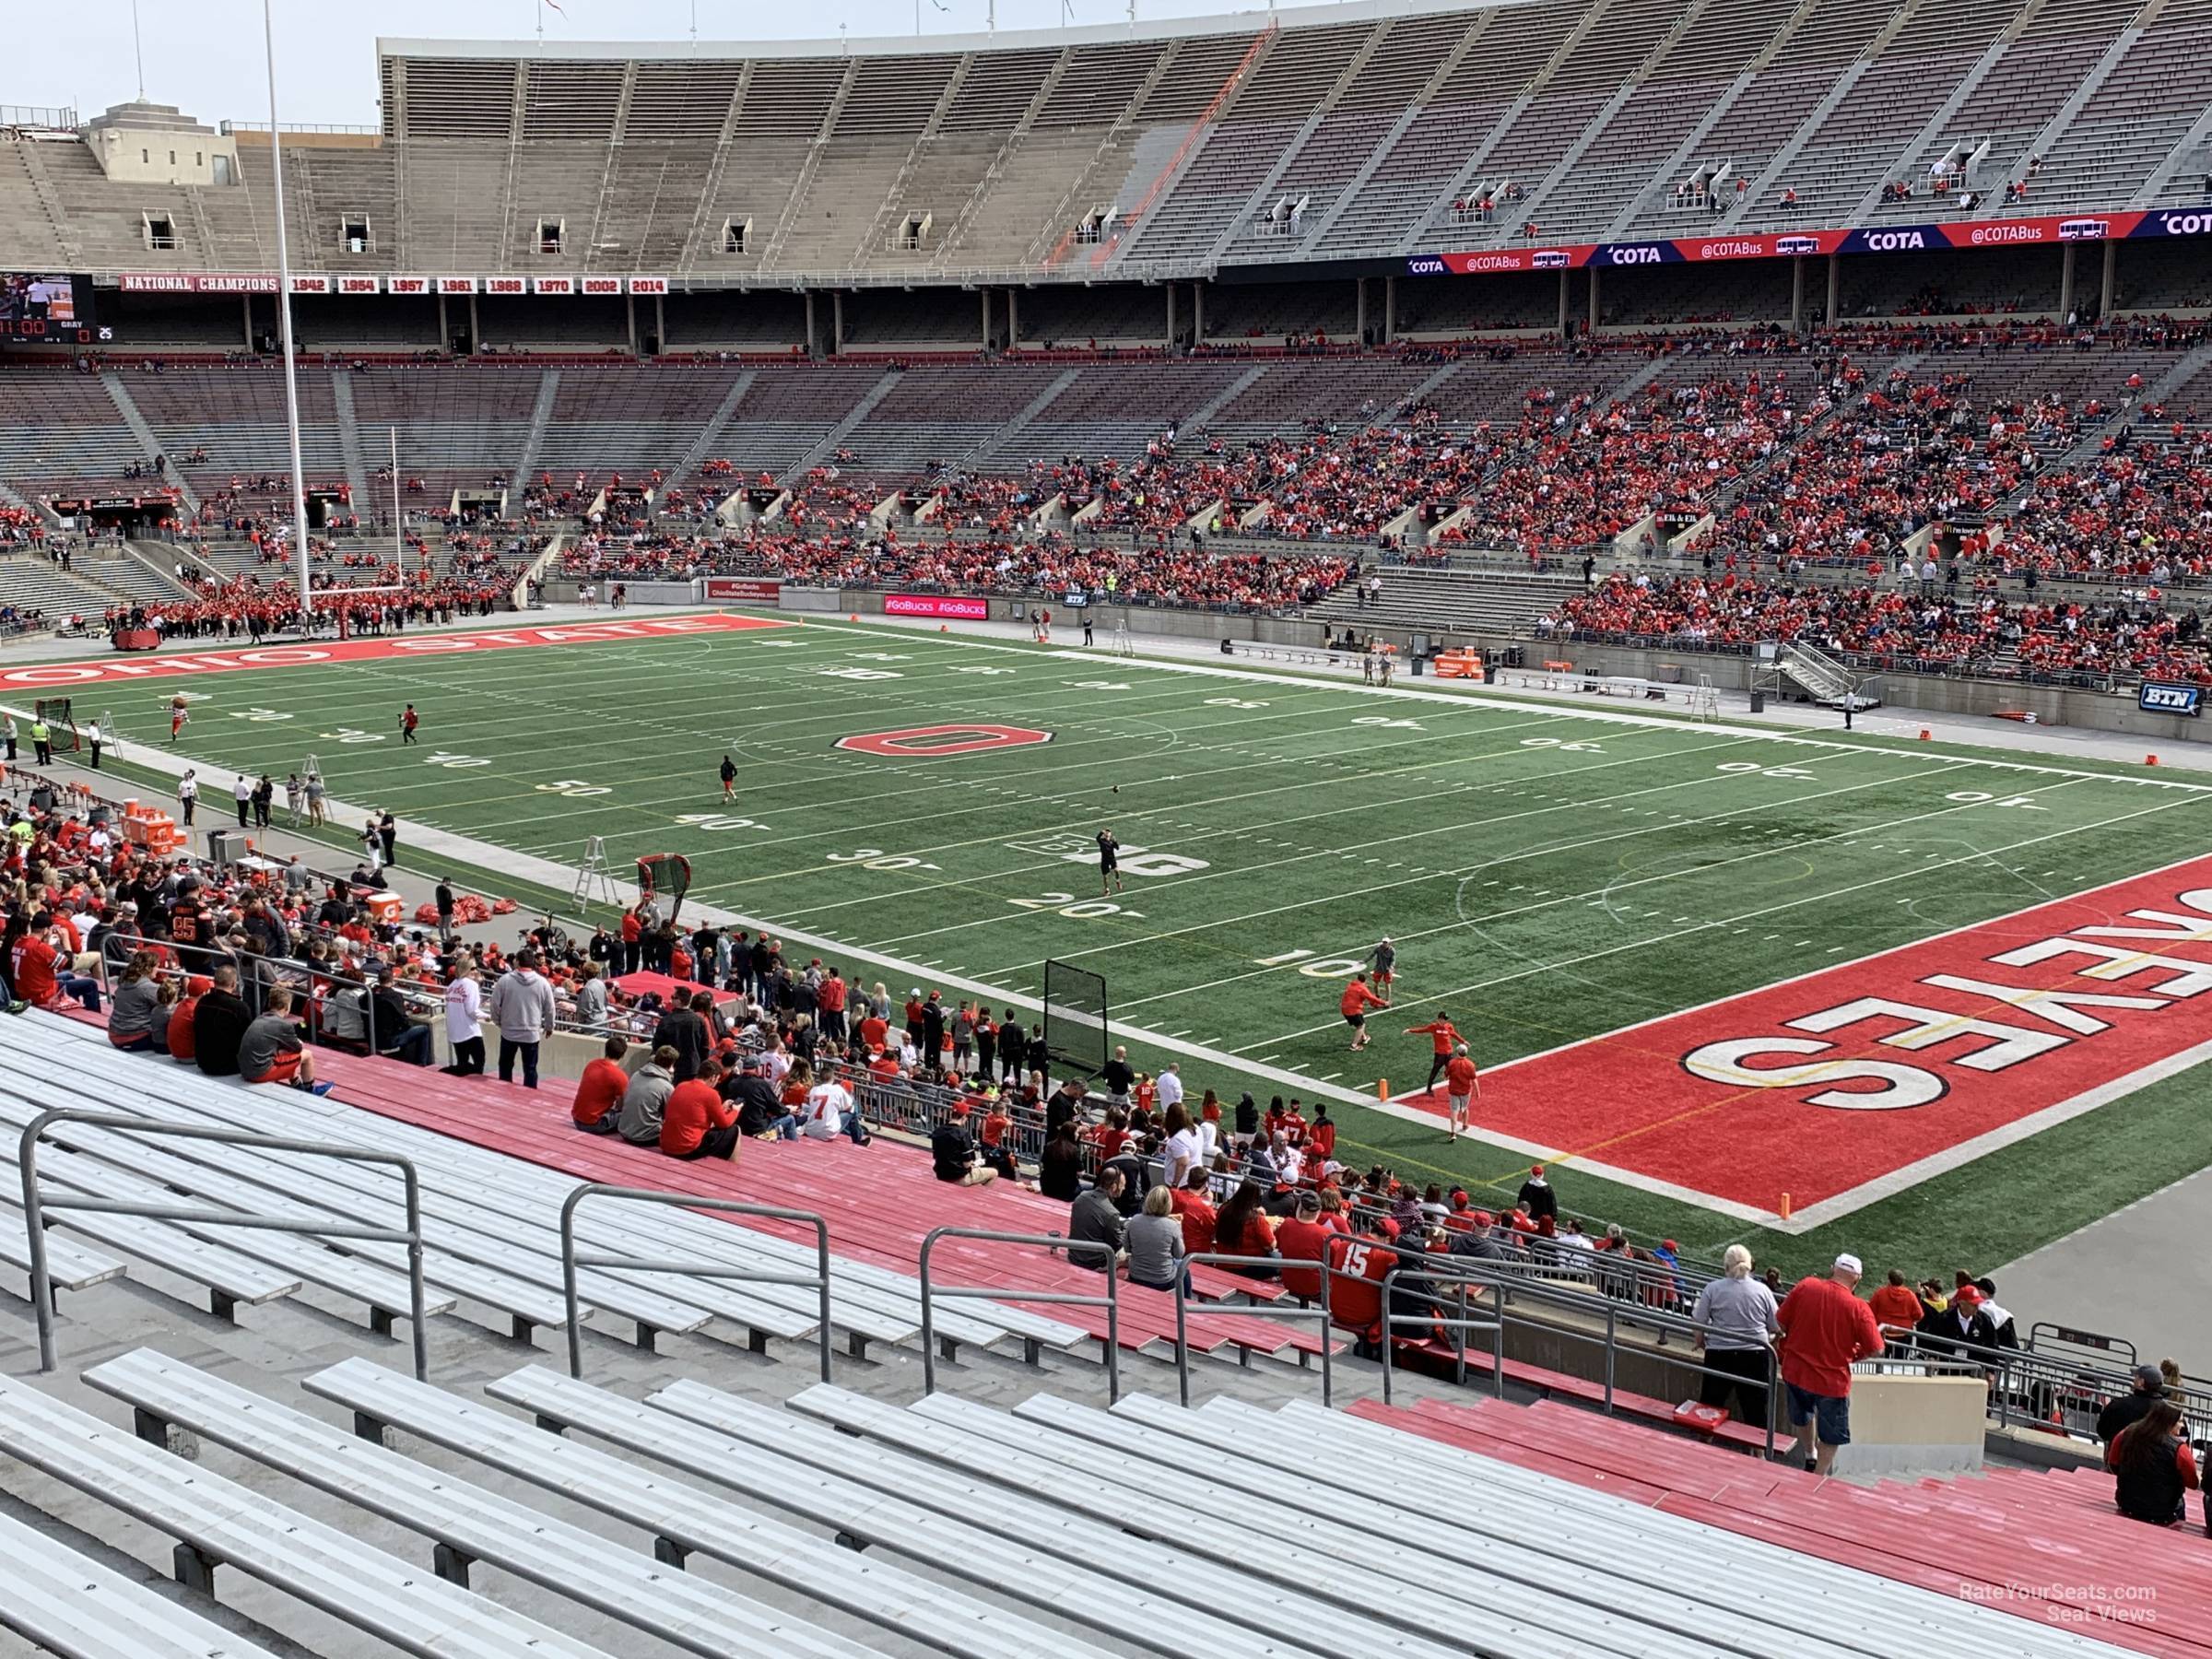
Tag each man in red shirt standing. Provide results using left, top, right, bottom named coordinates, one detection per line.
left=660, top=1058, right=739, bottom=1160
left=818, top=968, right=848, bottom=1042
left=1405, top=1009, right=1461, bottom=1095
left=1442, top=1042, right=1479, bottom=1141
left=1339, top=971, right=1387, bottom=1051
left=1777, top=1252, right=1886, bottom=1477
left=1274, top=1192, right=1334, bottom=1302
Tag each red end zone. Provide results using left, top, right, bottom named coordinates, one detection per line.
left=1448, top=854, right=2212, bottom=1229
left=0, top=614, right=786, bottom=689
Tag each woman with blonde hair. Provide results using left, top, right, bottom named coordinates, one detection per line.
left=1689, top=1243, right=1781, bottom=1426
left=1125, top=1182, right=1188, bottom=1293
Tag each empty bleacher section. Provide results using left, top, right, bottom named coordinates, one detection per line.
left=120, top=363, right=345, bottom=496
left=4, top=0, right=2206, bottom=307
left=0, top=367, right=153, bottom=499
left=533, top=362, right=744, bottom=477
left=347, top=363, right=538, bottom=501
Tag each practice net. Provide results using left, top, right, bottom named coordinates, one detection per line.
left=637, top=853, right=693, bottom=924
left=33, top=698, right=80, bottom=752
left=1042, top=958, right=1110, bottom=1081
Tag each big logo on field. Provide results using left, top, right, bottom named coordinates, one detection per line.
left=837, top=723, right=1053, bottom=758
left=1442, top=854, right=2212, bottom=1230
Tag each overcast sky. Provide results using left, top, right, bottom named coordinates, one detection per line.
left=12, top=0, right=1289, bottom=129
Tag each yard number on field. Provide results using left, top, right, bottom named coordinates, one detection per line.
left=1009, top=892, right=1142, bottom=920
left=826, top=846, right=941, bottom=871
left=1946, top=791, right=2045, bottom=809
left=1255, top=947, right=1369, bottom=979
left=1716, top=760, right=1816, bottom=779
left=1523, top=736, right=1603, bottom=753
left=677, top=812, right=771, bottom=830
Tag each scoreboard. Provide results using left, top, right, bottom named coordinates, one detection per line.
left=0, top=273, right=105, bottom=342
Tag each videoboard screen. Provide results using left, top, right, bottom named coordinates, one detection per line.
left=0, top=273, right=102, bottom=341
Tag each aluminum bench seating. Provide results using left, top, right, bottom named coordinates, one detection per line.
left=1008, top=1389, right=1907, bottom=1659
left=0, top=1135, right=300, bottom=1320
left=21, top=1013, right=1024, bottom=1354
left=484, top=1362, right=1324, bottom=1659
left=0, top=1046, right=678, bottom=1342
left=1214, top=1395, right=2127, bottom=1659
left=14, top=1022, right=814, bottom=1347
left=311, top=1056, right=932, bottom=1349
left=8, top=1053, right=575, bottom=1335
left=0, top=1089, right=456, bottom=1326
left=311, top=1037, right=1314, bottom=1360
left=0, top=1194, right=126, bottom=1295
left=291, top=1356, right=1117, bottom=1659
left=83, top=1349, right=883, bottom=1659
left=0, top=1369, right=613, bottom=1659
left=653, top=1373, right=1454, bottom=1659
left=790, top=1382, right=1728, bottom=1659
left=242, top=1049, right=1007, bottom=1354
left=0, top=1504, right=286, bottom=1659
left=45, top=1025, right=960, bottom=1352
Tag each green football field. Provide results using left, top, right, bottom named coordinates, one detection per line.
left=59, top=613, right=2212, bottom=1278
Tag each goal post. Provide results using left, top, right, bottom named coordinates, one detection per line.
left=32, top=698, right=80, bottom=752
left=637, top=852, right=694, bottom=925
left=1042, top=958, right=1110, bottom=1084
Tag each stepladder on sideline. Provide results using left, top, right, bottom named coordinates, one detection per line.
left=572, top=834, right=622, bottom=914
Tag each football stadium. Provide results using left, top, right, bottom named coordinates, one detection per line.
left=2, top=0, right=2212, bottom=1652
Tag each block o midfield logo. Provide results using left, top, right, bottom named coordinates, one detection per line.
left=837, top=723, right=1054, bottom=757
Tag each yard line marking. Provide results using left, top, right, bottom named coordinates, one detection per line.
left=743, top=724, right=1765, bottom=924
left=744, top=618, right=2212, bottom=795
left=1030, top=759, right=1987, bottom=985
left=1198, top=771, right=2084, bottom=1039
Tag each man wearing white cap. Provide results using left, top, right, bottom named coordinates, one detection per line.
left=1775, top=1252, right=1886, bottom=1477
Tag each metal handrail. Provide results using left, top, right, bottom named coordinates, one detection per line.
left=1882, top=1325, right=2212, bottom=1442
left=1378, top=1265, right=1504, bottom=1407
left=557, top=1184, right=832, bottom=1383
left=90, top=932, right=429, bottom=1060
left=1413, top=1250, right=1783, bottom=1455
left=1175, top=1250, right=1333, bottom=1407
left=918, top=1226, right=1119, bottom=1403
left=18, top=1108, right=429, bottom=1380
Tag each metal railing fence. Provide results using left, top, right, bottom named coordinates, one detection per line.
left=919, top=1227, right=1120, bottom=1403
left=18, top=1108, right=429, bottom=1380
left=557, top=1184, right=832, bottom=1383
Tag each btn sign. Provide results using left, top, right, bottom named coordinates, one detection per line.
left=2138, top=681, right=2202, bottom=716
left=836, top=723, right=1053, bottom=758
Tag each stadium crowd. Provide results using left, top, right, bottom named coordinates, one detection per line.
left=1543, top=571, right=2212, bottom=685
left=562, top=526, right=1355, bottom=612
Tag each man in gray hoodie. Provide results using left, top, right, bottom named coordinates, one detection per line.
left=486, top=948, right=557, bottom=1089
left=617, top=1045, right=680, bottom=1147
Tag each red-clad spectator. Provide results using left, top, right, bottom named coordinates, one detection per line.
left=1777, top=1253, right=1888, bottom=1477
left=660, top=1060, right=739, bottom=1160
left=570, top=1036, right=632, bottom=1135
